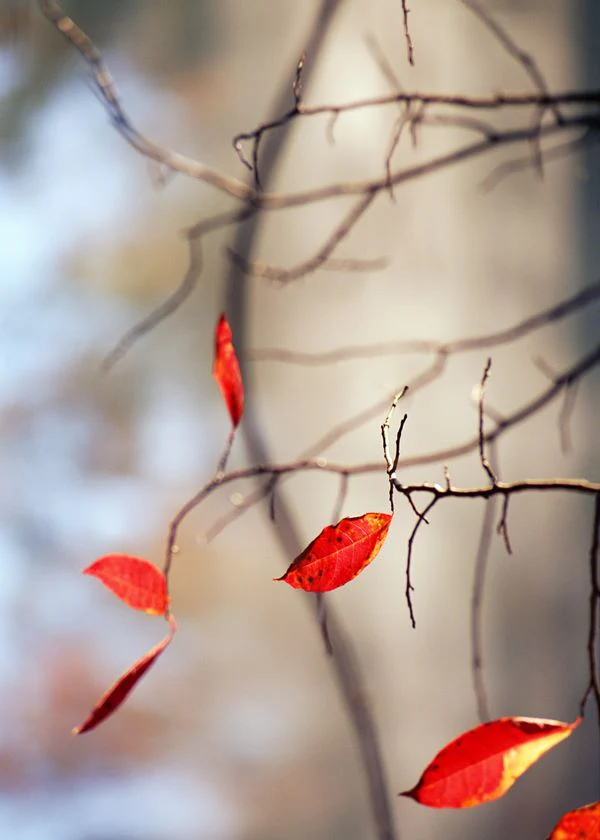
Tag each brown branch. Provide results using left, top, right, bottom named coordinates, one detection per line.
left=102, top=237, right=203, bottom=371
left=236, top=89, right=600, bottom=142
left=496, top=494, right=513, bottom=555
left=38, top=0, right=253, bottom=202
left=471, top=496, right=496, bottom=723
left=381, top=387, right=409, bottom=512
left=169, top=462, right=600, bottom=567
left=404, top=498, right=437, bottom=627
left=224, top=115, right=600, bottom=285
left=479, top=130, right=595, bottom=193
left=223, top=3, right=401, bottom=839
left=41, top=0, right=600, bottom=356
left=199, top=339, right=600, bottom=547
left=558, top=380, right=579, bottom=455
left=580, top=494, right=600, bottom=726
left=477, top=358, right=497, bottom=485
left=38, top=0, right=600, bottom=216
left=458, top=0, right=562, bottom=124
left=227, top=192, right=376, bottom=283
left=399, top=341, right=600, bottom=470
left=103, top=207, right=256, bottom=369
left=401, top=1, right=414, bottom=66
left=248, top=279, right=600, bottom=364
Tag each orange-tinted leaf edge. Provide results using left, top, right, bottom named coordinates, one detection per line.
left=400, top=716, right=581, bottom=809
left=546, top=800, right=600, bottom=840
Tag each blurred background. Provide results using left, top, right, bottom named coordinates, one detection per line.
left=0, top=1, right=599, bottom=838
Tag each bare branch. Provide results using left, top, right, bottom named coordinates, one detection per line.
left=404, top=498, right=437, bottom=628
left=248, top=280, right=600, bottom=364
left=400, top=341, right=600, bottom=470
left=497, top=494, right=513, bottom=555
left=38, top=1, right=253, bottom=201
left=477, top=358, right=497, bottom=485
left=580, top=494, right=600, bottom=726
left=458, top=0, right=561, bottom=123
left=38, top=0, right=600, bottom=217
left=401, top=1, right=415, bottom=66
left=381, top=388, right=409, bottom=512
left=471, top=497, right=497, bottom=723
left=102, top=238, right=203, bottom=371
left=480, top=130, right=595, bottom=193
left=200, top=339, right=600, bottom=547
left=227, top=193, right=376, bottom=283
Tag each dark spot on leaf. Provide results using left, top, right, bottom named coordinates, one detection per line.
left=308, top=575, right=314, bottom=584
left=319, top=569, right=323, bottom=576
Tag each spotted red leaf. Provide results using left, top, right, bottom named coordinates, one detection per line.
left=400, top=716, right=581, bottom=808
left=547, top=801, right=600, bottom=839
left=276, top=512, right=392, bottom=592
left=213, top=313, right=244, bottom=428
left=73, top=615, right=177, bottom=735
left=83, top=554, right=169, bottom=615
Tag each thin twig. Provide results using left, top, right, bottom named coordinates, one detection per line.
left=471, top=497, right=496, bottom=723
left=401, top=1, right=414, bottom=66
left=227, top=192, right=377, bottom=283
left=405, top=498, right=437, bottom=627
left=580, top=494, right=600, bottom=726
left=558, top=380, right=579, bottom=455
left=381, top=385, right=408, bottom=475
left=496, top=494, right=513, bottom=555
left=248, top=279, right=600, bottom=364
left=207, top=342, right=600, bottom=541
left=477, top=358, right=497, bottom=485
left=102, top=237, right=203, bottom=371
left=458, top=0, right=561, bottom=124
left=381, top=388, right=409, bottom=511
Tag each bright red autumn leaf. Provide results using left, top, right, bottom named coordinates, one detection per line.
left=83, top=554, right=169, bottom=615
left=73, top=614, right=177, bottom=735
left=547, top=801, right=600, bottom=840
left=275, top=512, right=392, bottom=592
left=400, top=716, right=581, bottom=808
left=213, top=313, right=244, bottom=428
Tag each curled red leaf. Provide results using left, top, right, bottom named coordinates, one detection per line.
left=83, top=554, right=169, bottom=615
left=400, top=716, right=581, bottom=808
left=547, top=800, right=600, bottom=839
left=73, top=615, right=177, bottom=735
left=213, top=313, right=244, bottom=428
left=276, top=512, right=392, bottom=592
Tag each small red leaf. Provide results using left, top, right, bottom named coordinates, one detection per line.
left=276, top=512, right=392, bottom=592
left=547, top=801, right=600, bottom=839
left=73, top=615, right=177, bottom=735
left=400, top=716, right=581, bottom=808
left=213, top=313, right=244, bottom=428
left=83, top=554, right=169, bottom=615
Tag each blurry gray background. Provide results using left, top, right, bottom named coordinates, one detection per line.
left=0, top=1, right=598, bottom=838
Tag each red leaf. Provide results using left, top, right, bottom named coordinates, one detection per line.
left=213, top=313, right=244, bottom=428
left=83, top=554, right=169, bottom=615
left=275, top=512, right=392, bottom=592
left=547, top=801, right=600, bottom=839
left=73, top=615, right=177, bottom=735
left=400, top=716, right=581, bottom=808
